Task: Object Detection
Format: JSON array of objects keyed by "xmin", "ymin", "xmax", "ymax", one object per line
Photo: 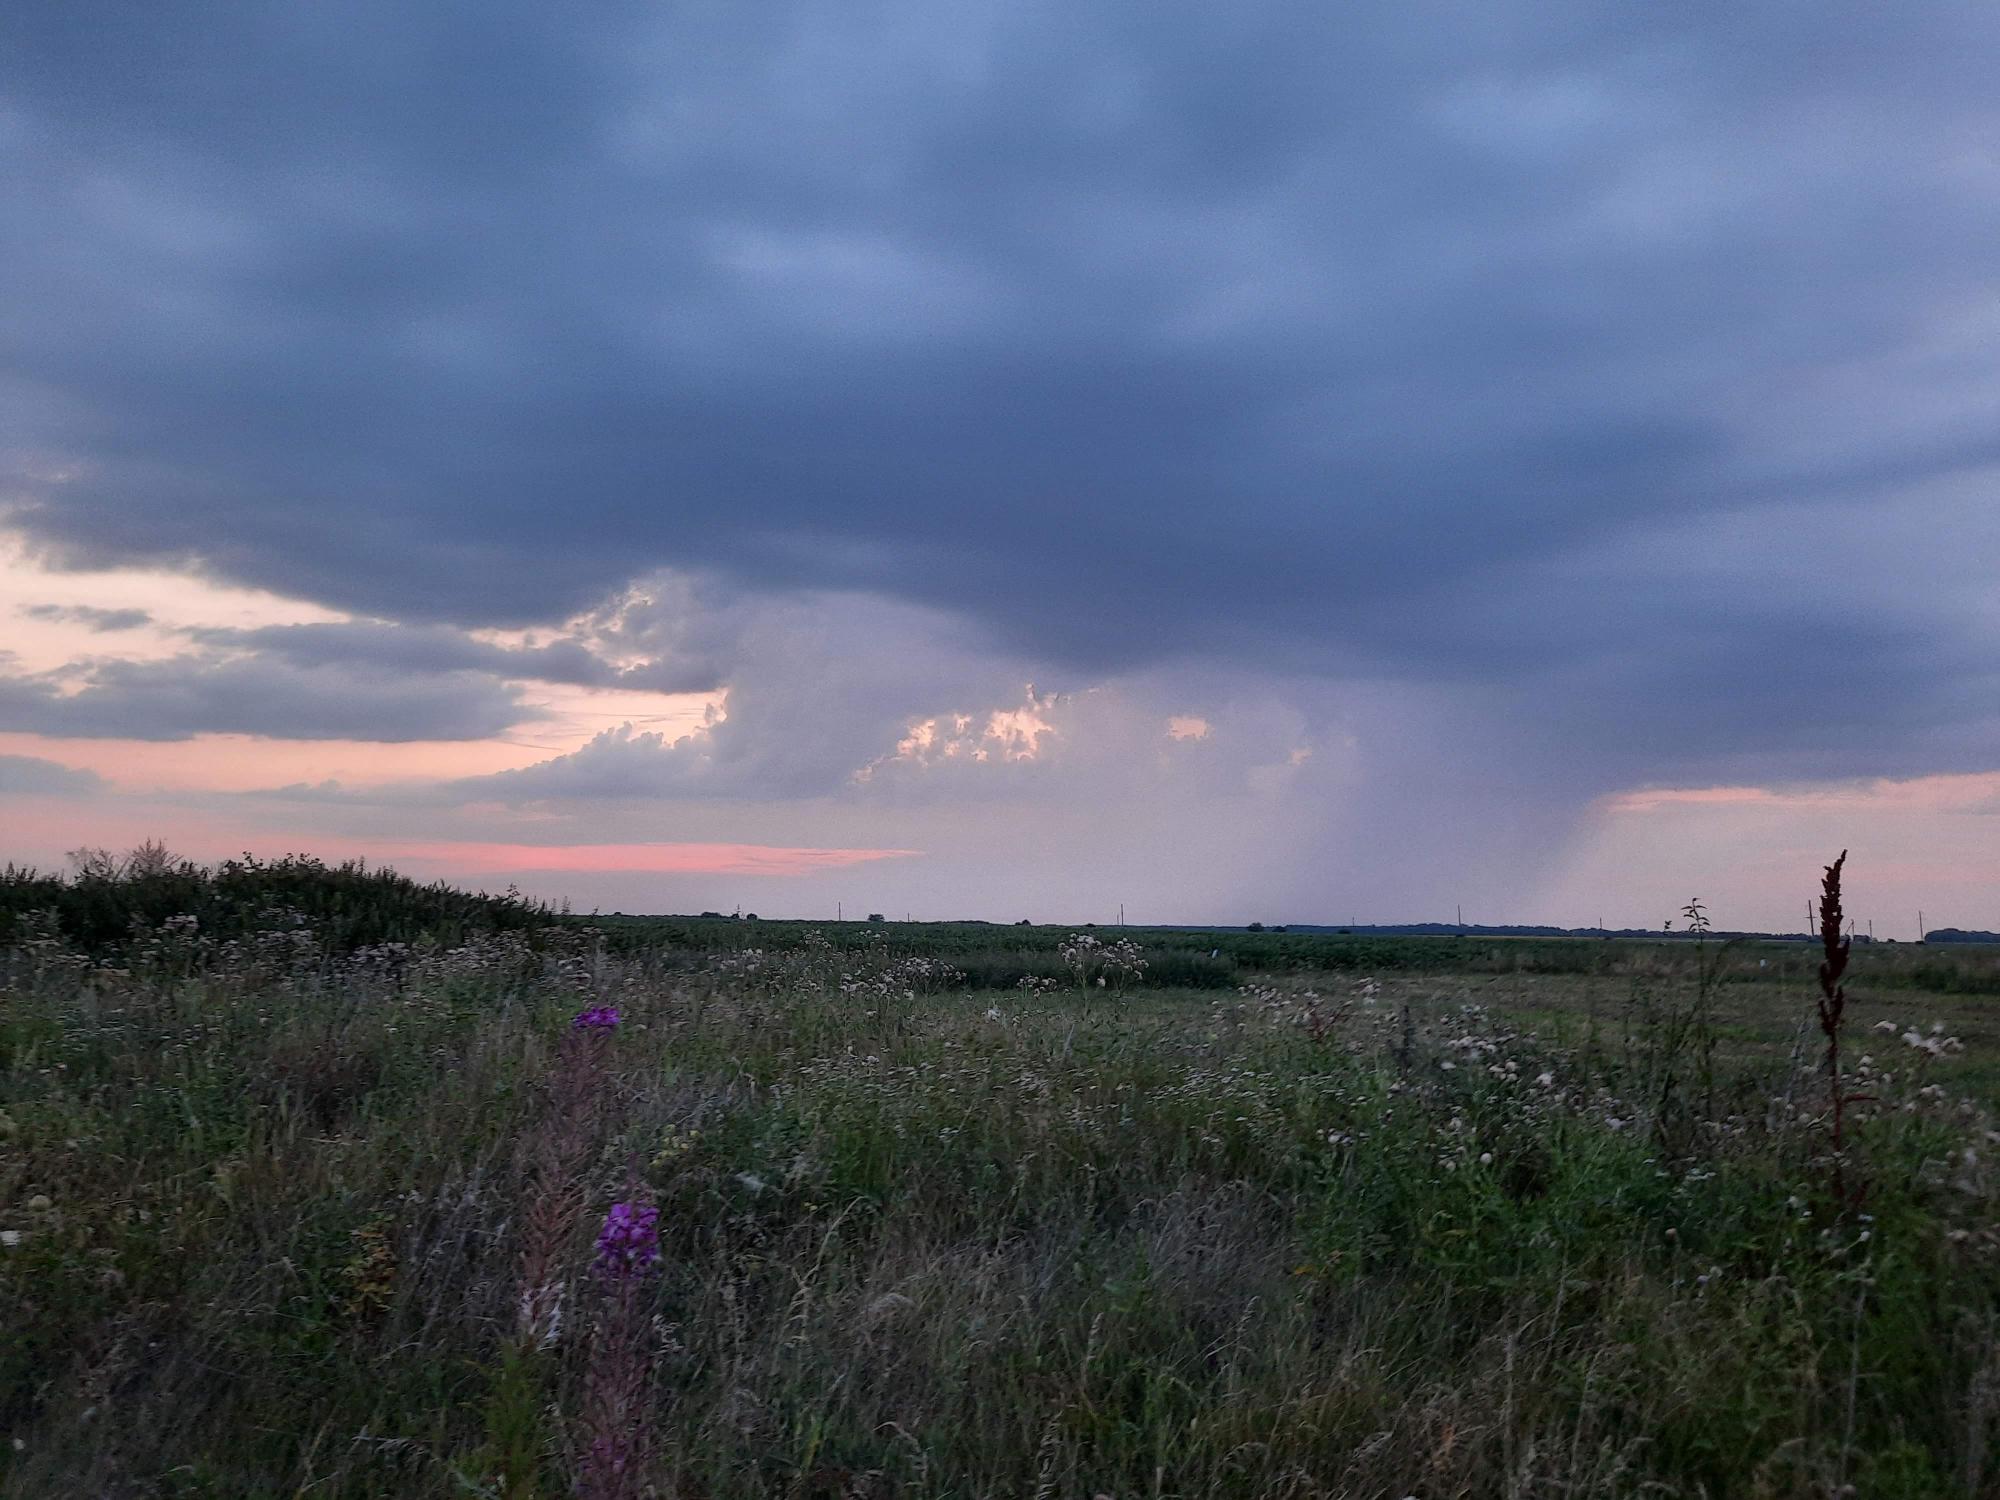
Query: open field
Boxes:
[{"xmin": 4, "ymin": 861, "xmax": 2000, "ymax": 1497}]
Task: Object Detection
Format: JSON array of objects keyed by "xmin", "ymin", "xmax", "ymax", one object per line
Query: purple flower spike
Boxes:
[
  {"xmin": 572, "ymin": 1005, "xmax": 621, "ymax": 1032},
  {"xmin": 594, "ymin": 1201, "xmax": 661, "ymax": 1279}
]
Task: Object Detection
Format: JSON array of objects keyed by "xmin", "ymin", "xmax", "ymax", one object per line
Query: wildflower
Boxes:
[
  {"xmin": 593, "ymin": 1202, "xmax": 661, "ymax": 1279},
  {"xmin": 26, "ymin": 1194, "xmax": 52, "ymax": 1212},
  {"xmin": 573, "ymin": 1005, "xmax": 621, "ymax": 1032},
  {"xmin": 579, "ymin": 1190, "xmax": 660, "ymax": 1497}
]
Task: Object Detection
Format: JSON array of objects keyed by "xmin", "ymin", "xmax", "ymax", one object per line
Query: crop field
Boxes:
[{"xmin": 3, "ymin": 859, "xmax": 1999, "ymax": 1497}]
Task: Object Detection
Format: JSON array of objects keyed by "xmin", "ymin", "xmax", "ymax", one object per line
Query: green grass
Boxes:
[
  {"xmin": 3, "ymin": 885, "xmax": 1999, "ymax": 1496},
  {"xmin": 596, "ymin": 912, "xmax": 2000, "ymax": 996}
]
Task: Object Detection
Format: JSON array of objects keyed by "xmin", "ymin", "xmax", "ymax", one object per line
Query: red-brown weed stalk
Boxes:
[
  {"xmin": 1815, "ymin": 851, "xmax": 1871, "ymax": 1208},
  {"xmin": 515, "ymin": 1011, "xmax": 619, "ymax": 1345},
  {"xmin": 487, "ymin": 1009, "xmax": 622, "ymax": 1498}
]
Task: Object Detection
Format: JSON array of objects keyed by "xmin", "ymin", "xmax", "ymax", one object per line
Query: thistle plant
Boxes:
[
  {"xmin": 575, "ymin": 1195, "xmax": 660, "ymax": 1500},
  {"xmin": 592, "ymin": 1201, "xmax": 660, "ymax": 1278}
]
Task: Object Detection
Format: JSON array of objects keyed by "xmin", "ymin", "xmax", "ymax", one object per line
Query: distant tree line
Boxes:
[{"xmin": 0, "ymin": 845, "xmax": 560, "ymax": 953}]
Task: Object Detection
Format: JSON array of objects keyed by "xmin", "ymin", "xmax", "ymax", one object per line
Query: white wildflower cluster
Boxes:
[
  {"xmin": 1059, "ymin": 933, "xmax": 1148, "ymax": 991},
  {"xmin": 711, "ymin": 948, "xmax": 771, "ymax": 979},
  {"xmin": 1234, "ymin": 981, "xmax": 1351, "ymax": 1043},
  {"xmin": 553, "ymin": 947, "xmax": 605, "ymax": 995},
  {"xmin": 1872, "ymin": 1018, "xmax": 1966, "ymax": 1059},
  {"xmin": 838, "ymin": 953, "xmax": 966, "ymax": 1004},
  {"xmin": 417, "ymin": 928, "xmax": 541, "ymax": 982},
  {"xmin": 1237, "ymin": 982, "xmax": 1288, "ymax": 1011},
  {"xmin": 124, "ymin": 912, "xmax": 210, "ymax": 982},
  {"xmin": 707, "ymin": 938, "xmax": 850, "ymax": 994},
  {"xmin": 1, "ymin": 909, "xmax": 94, "ymax": 994}
]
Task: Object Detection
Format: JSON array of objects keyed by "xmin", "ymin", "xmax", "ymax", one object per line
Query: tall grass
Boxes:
[{"xmin": 2, "ymin": 866, "xmax": 1997, "ymax": 1495}]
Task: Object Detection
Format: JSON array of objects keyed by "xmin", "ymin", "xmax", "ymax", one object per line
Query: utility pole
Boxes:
[
  {"xmin": 1118, "ymin": 903, "xmax": 1124, "ymax": 927},
  {"xmin": 1918, "ymin": 910, "xmax": 1925, "ymax": 944},
  {"xmin": 837, "ymin": 901, "xmax": 842, "ymax": 922}
]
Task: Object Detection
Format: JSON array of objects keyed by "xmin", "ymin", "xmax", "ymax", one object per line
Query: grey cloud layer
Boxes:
[
  {"xmin": 21, "ymin": 604, "xmax": 154, "ymax": 632},
  {"xmin": 0, "ymin": 753, "xmax": 105, "ymax": 796},
  {"xmin": 3, "ymin": 4, "xmax": 1997, "ymax": 783},
  {"xmin": 0, "ymin": 656, "xmax": 531, "ymax": 741},
  {"xmin": 186, "ymin": 620, "xmax": 723, "ymax": 695}
]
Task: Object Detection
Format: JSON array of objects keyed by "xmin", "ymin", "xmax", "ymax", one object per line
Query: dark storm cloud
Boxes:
[
  {"xmin": 185, "ymin": 621, "xmax": 721, "ymax": 694},
  {"xmin": 21, "ymin": 604, "xmax": 154, "ymax": 632},
  {"xmin": 3, "ymin": 3, "xmax": 1997, "ymax": 778},
  {"xmin": 0, "ymin": 753, "xmax": 105, "ymax": 796},
  {"xmin": 0, "ymin": 656, "xmax": 532, "ymax": 742}
]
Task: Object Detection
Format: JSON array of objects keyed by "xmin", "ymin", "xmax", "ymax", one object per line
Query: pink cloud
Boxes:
[
  {"xmin": 0, "ymin": 796, "xmax": 917, "ymax": 882},
  {"xmin": 1604, "ymin": 773, "xmax": 2000, "ymax": 818}
]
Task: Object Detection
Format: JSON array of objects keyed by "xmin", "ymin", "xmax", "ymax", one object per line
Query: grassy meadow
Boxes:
[{"xmin": 3, "ymin": 857, "xmax": 1999, "ymax": 1497}]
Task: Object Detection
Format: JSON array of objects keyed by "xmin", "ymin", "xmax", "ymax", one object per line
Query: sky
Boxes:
[{"xmin": 3, "ymin": 4, "xmax": 1998, "ymax": 933}]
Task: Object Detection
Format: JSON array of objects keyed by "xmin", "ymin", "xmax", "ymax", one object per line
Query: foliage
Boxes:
[
  {"xmin": 0, "ymin": 851, "xmax": 560, "ymax": 954},
  {"xmin": 3, "ymin": 857, "xmax": 1999, "ymax": 1495}
]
